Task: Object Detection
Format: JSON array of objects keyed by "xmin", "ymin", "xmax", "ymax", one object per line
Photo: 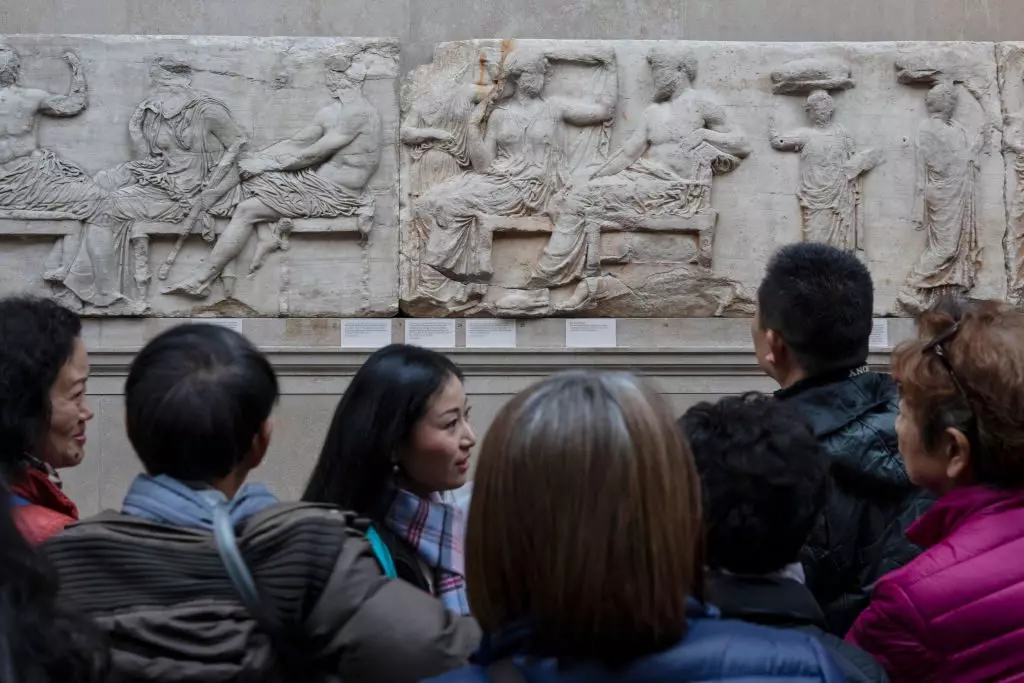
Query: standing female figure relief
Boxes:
[{"xmin": 897, "ymin": 83, "xmax": 989, "ymax": 313}]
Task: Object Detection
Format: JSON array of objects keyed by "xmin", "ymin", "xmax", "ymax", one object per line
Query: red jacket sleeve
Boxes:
[{"xmin": 846, "ymin": 578, "xmax": 939, "ymax": 683}]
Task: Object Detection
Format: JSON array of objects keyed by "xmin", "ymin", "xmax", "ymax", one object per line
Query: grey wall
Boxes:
[
  {"xmin": 60, "ymin": 317, "xmax": 916, "ymax": 516},
  {"xmin": 4, "ymin": 0, "xmax": 1023, "ymax": 74}
]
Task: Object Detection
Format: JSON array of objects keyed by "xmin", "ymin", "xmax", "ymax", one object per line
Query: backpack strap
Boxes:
[
  {"xmin": 486, "ymin": 659, "xmax": 528, "ymax": 683},
  {"xmin": 212, "ymin": 503, "xmax": 315, "ymax": 678},
  {"xmin": 365, "ymin": 524, "xmax": 398, "ymax": 579}
]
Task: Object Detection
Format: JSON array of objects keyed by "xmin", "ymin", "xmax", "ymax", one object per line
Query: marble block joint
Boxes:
[{"xmin": 3, "ymin": 37, "xmax": 1024, "ymax": 318}]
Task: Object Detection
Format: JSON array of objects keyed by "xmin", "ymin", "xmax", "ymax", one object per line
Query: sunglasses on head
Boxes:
[{"xmin": 921, "ymin": 321, "xmax": 987, "ymax": 457}]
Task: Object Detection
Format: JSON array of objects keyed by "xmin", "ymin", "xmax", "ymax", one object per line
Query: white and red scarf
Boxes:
[{"xmin": 384, "ymin": 487, "xmax": 470, "ymax": 615}]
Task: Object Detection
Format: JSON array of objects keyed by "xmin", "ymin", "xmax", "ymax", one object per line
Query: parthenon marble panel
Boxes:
[
  {"xmin": 400, "ymin": 40, "xmax": 1008, "ymax": 318},
  {"xmin": 0, "ymin": 35, "xmax": 400, "ymax": 317}
]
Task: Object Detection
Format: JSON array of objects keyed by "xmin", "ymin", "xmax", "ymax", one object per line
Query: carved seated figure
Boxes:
[
  {"xmin": 165, "ymin": 54, "xmax": 379, "ymax": 299},
  {"xmin": 413, "ymin": 47, "xmax": 616, "ymax": 286},
  {"xmin": 497, "ymin": 48, "xmax": 750, "ymax": 314}
]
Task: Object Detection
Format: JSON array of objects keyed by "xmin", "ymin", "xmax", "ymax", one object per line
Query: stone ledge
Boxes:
[{"xmin": 0, "ymin": 216, "xmax": 362, "ymax": 236}]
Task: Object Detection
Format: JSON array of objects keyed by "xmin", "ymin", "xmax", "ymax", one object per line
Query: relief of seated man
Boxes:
[
  {"xmin": 525, "ymin": 47, "xmax": 751, "ymax": 303},
  {"xmin": 0, "ymin": 45, "xmax": 106, "ymax": 220}
]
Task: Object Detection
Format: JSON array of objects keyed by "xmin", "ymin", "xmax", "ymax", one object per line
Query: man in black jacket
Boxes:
[
  {"xmin": 750, "ymin": 243, "xmax": 933, "ymax": 635},
  {"xmin": 682, "ymin": 393, "xmax": 888, "ymax": 682}
]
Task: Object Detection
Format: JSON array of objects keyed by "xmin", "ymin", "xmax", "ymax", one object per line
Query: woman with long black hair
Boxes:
[{"xmin": 304, "ymin": 344, "xmax": 476, "ymax": 614}]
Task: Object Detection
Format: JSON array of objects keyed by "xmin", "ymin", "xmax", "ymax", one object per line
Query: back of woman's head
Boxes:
[
  {"xmin": 893, "ymin": 298, "xmax": 1024, "ymax": 487},
  {"xmin": 0, "ymin": 297, "xmax": 81, "ymax": 473},
  {"xmin": 466, "ymin": 371, "xmax": 702, "ymax": 664},
  {"xmin": 303, "ymin": 344, "xmax": 462, "ymax": 516},
  {"xmin": 0, "ymin": 485, "xmax": 107, "ymax": 683}
]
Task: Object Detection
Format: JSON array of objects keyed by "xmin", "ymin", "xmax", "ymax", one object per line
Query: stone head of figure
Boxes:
[
  {"xmin": 0, "ymin": 45, "xmax": 21, "ymax": 87},
  {"xmin": 325, "ymin": 53, "xmax": 367, "ymax": 95},
  {"xmin": 150, "ymin": 57, "xmax": 192, "ymax": 88},
  {"xmin": 504, "ymin": 52, "xmax": 550, "ymax": 99},
  {"xmin": 926, "ymin": 82, "xmax": 958, "ymax": 120},
  {"xmin": 804, "ymin": 90, "xmax": 835, "ymax": 126},
  {"xmin": 647, "ymin": 48, "xmax": 697, "ymax": 102}
]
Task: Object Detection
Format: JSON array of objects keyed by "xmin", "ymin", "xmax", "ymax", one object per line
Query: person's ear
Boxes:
[
  {"xmin": 245, "ymin": 419, "xmax": 273, "ymax": 471},
  {"xmin": 765, "ymin": 328, "xmax": 786, "ymax": 368},
  {"xmin": 944, "ymin": 427, "xmax": 973, "ymax": 484}
]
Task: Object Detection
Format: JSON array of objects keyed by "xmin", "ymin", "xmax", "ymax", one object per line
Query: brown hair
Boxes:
[
  {"xmin": 466, "ymin": 370, "xmax": 703, "ymax": 663},
  {"xmin": 892, "ymin": 298, "xmax": 1024, "ymax": 487}
]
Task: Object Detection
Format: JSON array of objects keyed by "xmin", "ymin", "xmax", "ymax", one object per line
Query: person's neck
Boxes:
[
  {"xmin": 773, "ymin": 364, "xmax": 807, "ymax": 390},
  {"xmin": 209, "ymin": 468, "xmax": 248, "ymax": 500},
  {"xmin": 397, "ymin": 478, "xmax": 437, "ymax": 501}
]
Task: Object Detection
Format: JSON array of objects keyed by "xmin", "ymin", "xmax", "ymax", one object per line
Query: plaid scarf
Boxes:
[{"xmin": 383, "ymin": 487, "xmax": 470, "ymax": 615}]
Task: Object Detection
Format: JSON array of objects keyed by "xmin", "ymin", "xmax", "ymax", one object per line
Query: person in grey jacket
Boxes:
[
  {"xmin": 751, "ymin": 242, "xmax": 934, "ymax": 635},
  {"xmin": 682, "ymin": 392, "xmax": 889, "ymax": 683},
  {"xmin": 43, "ymin": 323, "xmax": 480, "ymax": 683}
]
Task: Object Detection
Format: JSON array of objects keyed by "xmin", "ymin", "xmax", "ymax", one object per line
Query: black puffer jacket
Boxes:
[{"xmin": 778, "ymin": 366, "xmax": 935, "ymax": 636}]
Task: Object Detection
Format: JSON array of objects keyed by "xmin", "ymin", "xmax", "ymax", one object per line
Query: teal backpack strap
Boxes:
[{"xmin": 365, "ymin": 525, "xmax": 398, "ymax": 579}]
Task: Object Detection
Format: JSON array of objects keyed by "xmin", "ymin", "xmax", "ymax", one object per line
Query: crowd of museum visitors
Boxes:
[{"xmin": 3, "ymin": 242, "xmax": 1024, "ymax": 682}]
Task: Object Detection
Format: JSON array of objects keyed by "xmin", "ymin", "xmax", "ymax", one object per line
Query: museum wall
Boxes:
[{"xmin": 3, "ymin": 0, "xmax": 1020, "ymax": 512}]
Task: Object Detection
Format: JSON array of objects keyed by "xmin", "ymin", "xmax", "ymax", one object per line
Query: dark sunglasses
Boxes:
[{"xmin": 921, "ymin": 321, "xmax": 987, "ymax": 456}]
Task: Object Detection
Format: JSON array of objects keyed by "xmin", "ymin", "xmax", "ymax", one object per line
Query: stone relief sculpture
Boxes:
[
  {"xmin": 768, "ymin": 60, "xmax": 882, "ymax": 254},
  {"xmin": 502, "ymin": 46, "xmax": 751, "ymax": 314},
  {"xmin": 1004, "ymin": 110, "xmax": 1024, "ymax": 305},
  {"xmin": 3, "ymin": 38, "xmax": 1021, "ymax": 319},
  {"xmin": 46, "ymin": 56, "xmax": 247, "ymax": 312},
  {"xmin": 0, "ymin": 45, "xmax": 103, "ymax": 219},
  {"xmin": 401, "ymin": 44, "xmax": 494, "ymax": 310},
  {"xmin": 400, "ymin": 41, "xmax": 758, "ymax": 318},
  {"xmin": 896, "ymin": 82, "xmax": 988, "ymax": 312},
  {"xmin": 412, "ymin": 46, "xmax": 618, "ymax": 290},
  {"xmin": 998, "ymin": 45, "xmax": 1024, "ymax": 308},
  {"xmin": 164, "ymin": 53, "xmax": 381, "ymax": 298},
  {"xmin": 0, "ymin": 36, "xmax": 400, "ymax": 317}
]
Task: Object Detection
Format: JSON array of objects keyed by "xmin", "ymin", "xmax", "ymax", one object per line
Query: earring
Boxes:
[{"xmin": 392, "ymin": 462, "xmax": 400, "ymax": 475}]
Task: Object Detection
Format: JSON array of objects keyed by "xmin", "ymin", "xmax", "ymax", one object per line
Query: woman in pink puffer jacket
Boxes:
[{"xmin": 847, "ymin": 299, "xmax": 1024, "ymax": 683}]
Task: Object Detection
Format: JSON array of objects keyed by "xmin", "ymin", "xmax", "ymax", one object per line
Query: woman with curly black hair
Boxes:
[
  {"xmin": 0, "ymin": 296, "xmax": 93, "ymax": 543},
  {"xmin": 0, "ymin": 482, "xmax": 108, "ymax": 683}
]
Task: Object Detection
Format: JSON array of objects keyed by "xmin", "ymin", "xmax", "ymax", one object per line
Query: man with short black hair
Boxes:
[
  {"xmin": 43, "ymin": 323, "xmax": 479, "ymax": 683},
  {"xmin": 682, "ymin": 393, "xmax": 888, "ymax": 683},
  {"xmin": 751, "ymin": 243, "xmax": 932, "ymax": 635}
]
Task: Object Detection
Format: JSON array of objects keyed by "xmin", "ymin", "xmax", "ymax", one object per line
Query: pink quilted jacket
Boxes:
[{"xmin": 847, "ymin": 485, "xmax": 1024, "ymax": 683}]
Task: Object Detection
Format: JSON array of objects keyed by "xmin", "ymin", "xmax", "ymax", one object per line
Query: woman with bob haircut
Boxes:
[
  {"xmin": 849, "ymin": 299, "xmax": 1024, "ymax": 682},
  {"xmin": 426, "ymin": 370, "xmax": 844, "ymax": 682},
  {"xmin": 304, "ymin": 344, "xmax": 477, "ymax": 615}
]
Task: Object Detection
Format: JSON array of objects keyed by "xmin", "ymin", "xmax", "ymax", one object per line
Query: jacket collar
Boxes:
[
  {"xmin": 774, "ymin": 364, "xmax": 871, "ymax": 402},
  {"xmin": 706, "ymin": 571, "xmax": 827, "ymax": 630},
  {"xmin": 907, "ymin": 484, "xmax": 1024, "ymax": 548},
  {"xmin": 472, "ymin": 599, "xmax": 719, "ymax": 666},
  {"xmin": 9, "ymin": 465, "xmax": 78, "ymax": 519}
]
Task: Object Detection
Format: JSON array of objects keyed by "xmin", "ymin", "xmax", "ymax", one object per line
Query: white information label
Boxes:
[
  {"xmin": 465, "ymin": 319, "xmax": 517, "ymax": 348},
  {"xmin": 189, "ymin": 318, "xmax": 244, "ymax": 334},
  {"xmin": 869, "ymin": 319, "xmax": 889, "ymax": 349},
  {"xmin": 405, "ymin": 319, "xmax": 457, "ymax": 348},
  {"xmin": 340, "ymin": 319, "xmax": 393, "ymax": 349},
  {"xmin": 565, "ymin": 319, "xmax": 617, "ymax": 348}
]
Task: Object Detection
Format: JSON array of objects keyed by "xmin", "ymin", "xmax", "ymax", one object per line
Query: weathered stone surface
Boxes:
[
  {"xmin": 0, "ymin": 35, "xmax": 400, "ymax": 317},
  {"xmin": 400, "ymin": 40, "xmax": 1009, "ymax": 317}
]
